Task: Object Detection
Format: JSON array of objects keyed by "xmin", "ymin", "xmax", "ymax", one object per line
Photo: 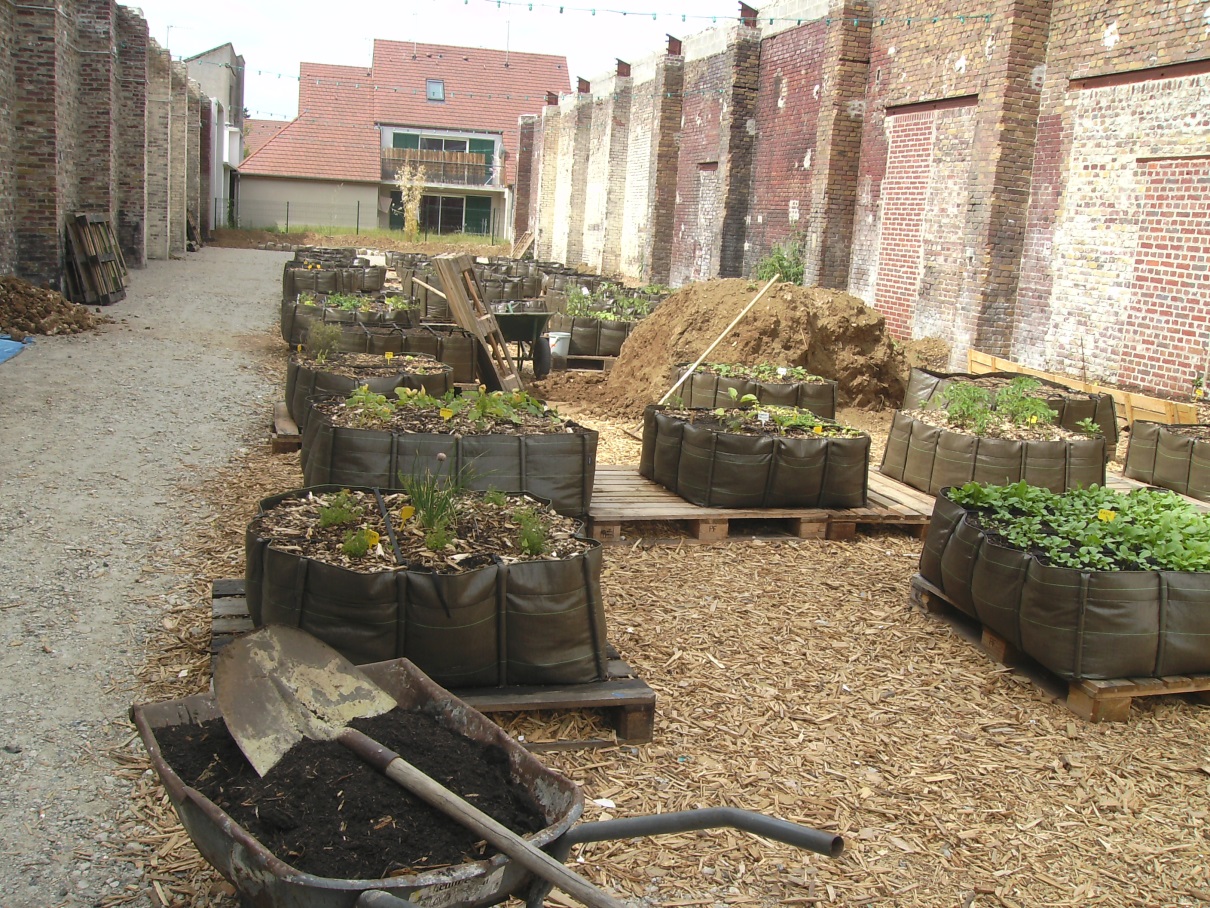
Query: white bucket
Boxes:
[{"xmin": 547, "ymin": 332, "xmax": 571, "ymax": 357}]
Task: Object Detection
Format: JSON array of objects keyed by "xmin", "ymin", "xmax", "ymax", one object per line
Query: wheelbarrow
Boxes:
[{"xmin": 132, "ymin": 654, "xmax": 842, "ymax": 908}]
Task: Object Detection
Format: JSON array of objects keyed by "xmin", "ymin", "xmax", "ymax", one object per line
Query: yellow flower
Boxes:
[
  {"xmin": 399, "ymin": 505, "xmax": 415, "ymax": 522},
  {"xmin": 1097, "ymin": 509, "xmax": 1117, "ymax": 522},
  {"xmin": 297, "ymin": 344, "xmax": 303, "ymax": 353},
  {"xmin": 478, "ymin": 384, "xmax": 487, "ymax": 393},
  {"xmin": 365, "ymin": 530, "xmax": 381, "ymax": 546},
  {"xmin": 384, "ymin": 351, "xmax": 394, "ymax": 362},
  {"xmin": 813, "ymin": 425, "xmax": 824, "ymax": 434},
  {"xmin": 1197, "ymin": 388, "xmax": 1205, "ymax": 399},
  {"xmin": 439, "ymin": 407, "xmax": 454, "ymax": 421},
  {"xmin": 1028, "ymin": 415, "xmax": 1038, "ymax": 424}
]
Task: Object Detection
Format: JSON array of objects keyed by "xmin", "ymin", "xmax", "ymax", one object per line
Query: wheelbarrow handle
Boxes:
[{"xmin": 561, "ymin": 807, "xmax": 843, "ymax": 858}]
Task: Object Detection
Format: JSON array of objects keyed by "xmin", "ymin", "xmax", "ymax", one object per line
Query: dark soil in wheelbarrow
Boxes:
[{"xmin": 155, "ymin": 709, "xmax": 547, "ymax": 880}]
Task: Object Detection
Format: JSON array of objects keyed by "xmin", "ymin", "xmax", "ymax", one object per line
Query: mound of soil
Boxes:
[
  {"xmin": 0, "ymin": 275, "xmax": 112, "ymax": 340},
  {"xmin": 534, "ymin": 280, "xmax": 905, "ymax": 418}
]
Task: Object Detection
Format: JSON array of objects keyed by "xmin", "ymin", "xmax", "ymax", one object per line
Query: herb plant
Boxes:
[
  {"xmin": 938, "ymin": 377, "xmax": 1058, "ymax": 434},
  {"xmin": 318, "ymin": 489, "xmax": 364, "ymax": 527},
  {"xmin": 305, "ymin": 323, "xmax": 344, "ymax": 363},
  {"xmin": 514, "ymin": 506, "xmax": 549, "ymax": 556}
]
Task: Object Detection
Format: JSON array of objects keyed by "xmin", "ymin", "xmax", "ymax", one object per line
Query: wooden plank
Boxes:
[
  {"xmin": 967, "ymin": 349, "xmax": 1196, "ymax": 424},
  {"xmin": 434, "ymin": 254, "xmax": 522, "ymax": 393},
  {"xmin": 509, "ymin": 231, "xmax": 535, "ymax": 259}
]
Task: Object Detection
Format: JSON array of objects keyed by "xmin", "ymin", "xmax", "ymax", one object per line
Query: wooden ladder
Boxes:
[
  {"xmin": 433, "ymin": 253, "xmax": 523, "ymax": 392},
  {"xmin": 510, "ymin": 231, "xmax": 535, "ymax": 259}
]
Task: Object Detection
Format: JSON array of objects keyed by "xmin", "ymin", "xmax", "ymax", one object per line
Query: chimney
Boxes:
[
  {"xmin": 739, "ymin": 2, "xmax": 758, "ymax": 27},
  {"xmin": 577, "ymin": 77, "xmax": 590, "ymax": 94},
  {"xmin": 666, "ymin": 34, "xmax": 682, "ymax": 55},
  {"xmin": 616, "ymin": 59, "xmax": 631, "ymax": 78},
  {"xmin": 545, "ymin": 90, "xmax": 559, "ymax": 105}
]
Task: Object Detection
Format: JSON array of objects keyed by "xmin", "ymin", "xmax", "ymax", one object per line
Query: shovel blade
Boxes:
[{"xmin": 214, "ymin": 625, "xmax": 398, "ymax": 776}]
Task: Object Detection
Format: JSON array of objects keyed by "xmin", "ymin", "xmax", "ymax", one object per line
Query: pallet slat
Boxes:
[{"xmin": 210, "ymin": 580, "xmax": 655, "ymax": 745}]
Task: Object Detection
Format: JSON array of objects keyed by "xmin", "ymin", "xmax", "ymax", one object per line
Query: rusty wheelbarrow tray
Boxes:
[{"xmin": 132, "ymin": 657, "xmax": 842, "ymax": 908}]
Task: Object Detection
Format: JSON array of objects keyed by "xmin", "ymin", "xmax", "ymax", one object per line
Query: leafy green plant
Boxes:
[
  {"xmin": 940, "ymin": 382, "xmax": 994, "ymax": 434},
  {"xmin": 318, "ymin": 489, "xmax": 364, "ymax": 528},
  {"xmin": 752, "ymin": 230, "xmax": 806, "ymax": 286},
  {"xmin": 346, "ymin": 385, "xmax": 394, "ymax": 424},
  {"xmin": 483, "ymin": 489, "xmax": 508, "ymax": 507},
  {"xmin": 383, "ymin": 294, "xmax": 418, "ymax": 312},
  {"xmin": 341, "ymin": 526, "xmax": 380, "ymax": 558},
  {"xmin": 514, "ymin": 507, "xmax": 549, "ymax": 556},
  {"xmin": 305, "ymin": 322, "xmax": 344, "ymax": 363},
  {"xmin": 946, "ymin": 481, "xmax": 1210, "ymax": 572},
  {"xmin": 993, "ymin": 378, "xmax": 1058, "ymax": 426},
  {"xmin": 1074, "ymin": 417, "xmax": 1101, "ymax": 436},
  {"xmin": 299, "ymin": 291, "xmax": 318, "ymax": 307},
  {"xmin": 398, "ymin": 454, "xmax": 470, "ymax": 553},
  {"xmin": 327, "ymin": 292, "xmax": 368, "ymax": 312},
  {"xmin": 938, "ymin": 377, "xmax": 1057, "ymax": 434}
]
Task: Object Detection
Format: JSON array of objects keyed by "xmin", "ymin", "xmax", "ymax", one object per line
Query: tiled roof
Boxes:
[
  {"xmin": 238, "ymin": 43, "xmax": 568, "ymax": 184},
  {"xmin": 243, "ymin": 119, "xmax": 290, "ymax": 157}
]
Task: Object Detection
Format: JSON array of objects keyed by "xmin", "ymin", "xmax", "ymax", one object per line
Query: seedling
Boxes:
[{"xmin": 318, "ymin": 489, "xmax": 364, "ymax": 528}]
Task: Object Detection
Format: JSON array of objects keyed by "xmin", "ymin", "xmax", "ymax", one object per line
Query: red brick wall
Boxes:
[
  {"xmin": 76, "ymin": 0, "xmax": 118, "ymax": 218},
  {"xmin": 872, "ymin": 110, "xmax": 932, "ymax": 338},
  {"xmin": 116, "ymin": 7, "xmax": 148, "ymax": 267},
  {"xmin": 1116, "ymin": 158, "xmax": 1210, "ymax": 395},
  {"xmin": 514, "ymin": 114, "xmax": 536, "ymax": 239},
  {"xmin": 0, "ymin": 0, "xmax": 15, "ymax": 275},
  {"xmin": 744, "ymin": 20, "xmax": 827, "ymax": 276}
]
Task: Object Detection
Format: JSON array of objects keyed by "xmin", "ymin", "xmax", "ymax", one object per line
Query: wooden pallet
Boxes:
[
  {"xmin": 587, "ymin": 465, "xmax": 933, "ymax": 543},
  {"xmin": 509, "ymin": 231, "xmax": 535, "ymax": 259},
  {"xmin": 910, "ymin": 573, "xmax": 1210, "ymax": 721},
  {"xmin": 64, "ymin": 212, "xmax": 127, "ymax": 305},
  {"xmin": 433, "ymin": 254, "xmax": 522, "ymax": 393},
  {"xmin": 554, "ymin": 354, "xmax": 616, "ymax": 372},
  {"xmin": 269, "ymin": 401, "xmax": 301, "ymax": 453},
  {"xmin": 209, "ymin": 580, "xmax": 655, "ymax": 748}
]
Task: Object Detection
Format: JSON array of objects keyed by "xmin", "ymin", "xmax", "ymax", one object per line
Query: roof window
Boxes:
[{"xmin": 426, "ymin": 79, "xmax": 445, "ymax": 102}]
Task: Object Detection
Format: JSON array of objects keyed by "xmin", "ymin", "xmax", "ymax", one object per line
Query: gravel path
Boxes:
[{"xmin": 0, "ymin": 247, "xmax": 288, "ymax": 907}]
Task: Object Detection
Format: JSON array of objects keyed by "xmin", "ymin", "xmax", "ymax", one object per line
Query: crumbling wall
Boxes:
[{"xmin": 0, "ymin": 0, "xmax": 15, "ymax": 275}]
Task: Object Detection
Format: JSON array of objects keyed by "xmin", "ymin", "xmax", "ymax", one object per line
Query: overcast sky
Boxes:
[{"xmin": 132, "ymin": 0, "xmax": 740, "ymax": 121}]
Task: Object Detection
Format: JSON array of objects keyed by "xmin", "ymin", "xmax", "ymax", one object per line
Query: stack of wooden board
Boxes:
[
  {"xmin": 64, "ymin": 213, "xmax": 127, "ymax": 305},
  {"xmin": 433, "ymin": 253, "xmax": 523, "ymax": 392}
]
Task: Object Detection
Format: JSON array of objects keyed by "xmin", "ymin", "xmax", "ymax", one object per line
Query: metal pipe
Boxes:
[{"xmin": 560, "ymin": 807, "xmax": 843, "ymax": 858}]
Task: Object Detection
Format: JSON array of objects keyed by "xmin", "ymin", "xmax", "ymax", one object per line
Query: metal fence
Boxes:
[{"xmin": 215, "ymin": 197, "xmax": 505, "ymax": 240}]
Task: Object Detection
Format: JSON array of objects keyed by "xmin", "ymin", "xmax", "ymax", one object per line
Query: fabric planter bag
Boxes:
[
  {"xmin": 284, "ymin": 322, "xmax": 477, "ymax": 384},
  {"xmin": 546, "ymin": 315, "xmax": 637, "ymax": 357},
  {"xmin": 677, "ymin": 369, "xmax": 838, "ymax": 419},
  {"xmin": 284, "ymin": 355, "xmax": 453, "ymax": 428},
  {"xmin": 919, "ymin": 490, "xmax": 1210, "ymax": 679},
  {"xmin": 879, "ymin": 410, "xmax": 1106, "ymax": 495},
  {"xmin": 1123, "ymin": 421, "xmax": 1210, "ymax": 502},
  {"xmin": 299, "ymin": 411, "xmax": 599, "ymax": 517},
  {"xmin": 280, "ymin": 299, "xmax": 420, "ymax": 347},
  {"xmin": 244, "ymin": 486, "xmax": 608, "ymax": 688},
  {"xmin": 904, "ymin": 367, "xmax": 1118, "ymax": 448},
  {"xmin": 637, "ymin": 405, "xmax": 869, "ymax": 508}
]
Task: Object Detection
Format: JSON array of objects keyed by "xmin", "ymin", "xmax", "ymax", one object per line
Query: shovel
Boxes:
[{"xmin": 213, "ymin": 625, "xmax": 629, "ymax": 908}]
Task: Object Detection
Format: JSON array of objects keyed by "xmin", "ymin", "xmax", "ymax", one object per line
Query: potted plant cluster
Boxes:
[
  {"xmin": 677, "ymin": 362, "xmax": 838, "ymax": 419},
  {"xmin": 280, "ymin": 291, "xmax": 420, "ymax": 347},
  {"xmin": 300, "ymin": 386, "xmax": 598, "ymax": 517},
  {"xmin": 881, "ymin": 376, "xmax": 1106, "ymax": 495},
  {"xmin": 639, "ymin": 395, "xmax": 870, "ymax": 508},
  {"xmin": 284, "ymin": 323, "xmax": 453, "ymax": 428},
  {"xmin": 904, "ymin": 367, "xmax": 1119, "ymax": 447},
  {"xmin": 1123, "ymin": 422, "xmax": 1210, "ymax": 502},
  {"xmin": 245, "ymin": 480, "xmax": 608, "ymax": 686},
  {"xmin": 920, "ymin": 480, "xmax": 1210, "ymax": 680},
  {"xmin": 545, "ymin": 291, "xmax": 656, "ymax": 357}
]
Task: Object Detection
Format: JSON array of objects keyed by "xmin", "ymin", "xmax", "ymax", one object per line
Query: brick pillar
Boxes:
[
  {"xmin": 13, "ymin": 0, "xmax": 63, "ymax": 285},
  {"xmin": 535, "ymin": 103, "xmax": 561, "ymax": 261},
  {"xmin": 960, "ymin": 0, "xmax": 1056, "ymax": 357},
  {"xmin": 514, "ymin": 114, "xmax": 537, "ymax": 239},
  {"xmin": 563, "ymin": 90, "xmax": 593, "ymax": 266},
  {"xmin": 550, "ymin": 93, "xmax": 583, "ymax": 264},
  {"xmin": 200, "ymin": 98, "xmax": 213, "ymax": 238},
  {"xmin": 807, "ymin": 4, "xmax": 870, "ymax": 288},
  {"xmin": 145, "ymin": 42, "xmax": 171, "ymax": 261},
  {"xmin": 0, "ymin": 0, "xmax": 16, "ymax": 274},
  {"xmin": 582, "ymin": 71, "xmax": 632, "ymax": 273},
  {"xmin": 718, "ymin": 26, "xmax": 760, "ymax": 278},
  {"xmin": 187, "ymin": 79, "xmax": 201, "ymax": 243},
  {"xmin": 169, "ymin": 62, "xmax": 188, "ymax": 256},
  {"xmin": 76, "ymin": 0, "xmax": 118, "ymax": 217},
  {"xmin": 116, "ymin": 8, "xmax": 147, "ymax": 267}
]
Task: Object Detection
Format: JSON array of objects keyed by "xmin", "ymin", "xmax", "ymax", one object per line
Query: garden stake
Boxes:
[{"xmin": 372, "ymin": 488, "xmax": 405, "ymax": 565}]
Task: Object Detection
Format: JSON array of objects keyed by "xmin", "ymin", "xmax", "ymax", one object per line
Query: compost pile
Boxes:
[
  {"xmin": 536, "ymin": 279, "xmax": 905, "ymax": 417},
  {"xmin": 0, "ymin": 275, "xmax": 111, "ymax": 339}
]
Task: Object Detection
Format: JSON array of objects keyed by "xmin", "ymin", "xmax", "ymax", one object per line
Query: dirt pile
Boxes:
[
  {"xmin": 545, "ymin": 279, "xmax": 905, "ymax": 417},
  {"xmin": 0, "ymin": 275, "xmax": 111, "ymax": 339}
]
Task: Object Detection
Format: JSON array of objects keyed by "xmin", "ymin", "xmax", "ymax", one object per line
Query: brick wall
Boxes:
[
  {"xmin": 0, "ymin": 0, "xmax": 15, "ymax": 275},
  {"xmin": 116, "ymin": 7, "xmax": 147, "ymax": 267},
  {"xmin": 620, "ymin": 53, "xmax": 683, "ymax": 284},
  {"xmin": 145, "ymin": 43, "xmax": 171, "ymax": 261},
  {"xmin": 581, "ymin": 72, "xmax": 632, "ymax": 274},
  {"xmin": 550, "ymin": 92, "xmax": 594, "ymax": 265},
  {"xmin": 534, "ymin": 103, "xmax": 561, "ymax": 260},
  {"xmin": 199, "ymin": 98, "xmax": 213, "ymax": 237},
  {"xmin": 55, "ymin": 0, "xmax": 81, "ymax": 246},
  {"xmin": 669, "ymin": 25, "xmax": 760, "ymax": 286},
  {"xmin": 187, "ymin": 80, "xmax": 201, "ymax": 240},
  {"xmin": 76, "ymin": 0, "xmax": 118, "ymax": 218},
  {"xmin": 514, "ymin": 114, "xmax": 537, "ymax": 239}
]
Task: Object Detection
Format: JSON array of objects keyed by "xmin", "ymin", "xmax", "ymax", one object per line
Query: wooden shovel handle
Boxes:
[{"xmin": 340, "ymin": 728, "xmax": 628, "ymax": 908}]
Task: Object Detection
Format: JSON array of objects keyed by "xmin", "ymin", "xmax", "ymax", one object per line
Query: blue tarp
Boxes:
[{"xmin": 0, "ymin": 335, "xmax": 32, "ymax": 366}]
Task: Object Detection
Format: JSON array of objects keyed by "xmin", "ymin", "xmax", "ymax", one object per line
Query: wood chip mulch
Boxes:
[{"xmin": 104, "ymin": 388, "xmax": 1210, "ymax": 908}]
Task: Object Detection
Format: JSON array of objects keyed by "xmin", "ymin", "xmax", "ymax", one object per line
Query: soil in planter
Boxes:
[
  {"xmin": 155, "ymin": 709, "xmax": 547, "ymax": 881},
  {"xmin": 312, "ymin": 393, "xmax": 572, "ymax": 437},
  {"xmin": 904, "ymin": 407, "xmax": 1087, "ymax": 442},
  {"xmin": 1163, "ymin": 425, "xmax": 1210, "ymax": 441},
  {"xmin": 290, "ymin": 352, "xmax": 449, "ymax": 380},
  {"xmin": 658, "ymin": 407, "xmax": 864, "ymax": 438}
]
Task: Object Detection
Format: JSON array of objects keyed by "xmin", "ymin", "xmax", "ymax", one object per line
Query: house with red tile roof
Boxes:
[{"xmin": 237, "ymin": 41, "xmax": 569, "ymax": 237}]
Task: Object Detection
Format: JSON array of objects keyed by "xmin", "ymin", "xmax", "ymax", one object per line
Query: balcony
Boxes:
[{"xmin": 381, "ymin": 148, "xmax": 500, "ymax": 187}]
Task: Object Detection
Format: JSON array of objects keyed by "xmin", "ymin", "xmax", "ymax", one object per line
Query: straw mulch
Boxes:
[{"xmin": 107, "ymin": 408, "xmax": 1210, "ymax": 908}]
